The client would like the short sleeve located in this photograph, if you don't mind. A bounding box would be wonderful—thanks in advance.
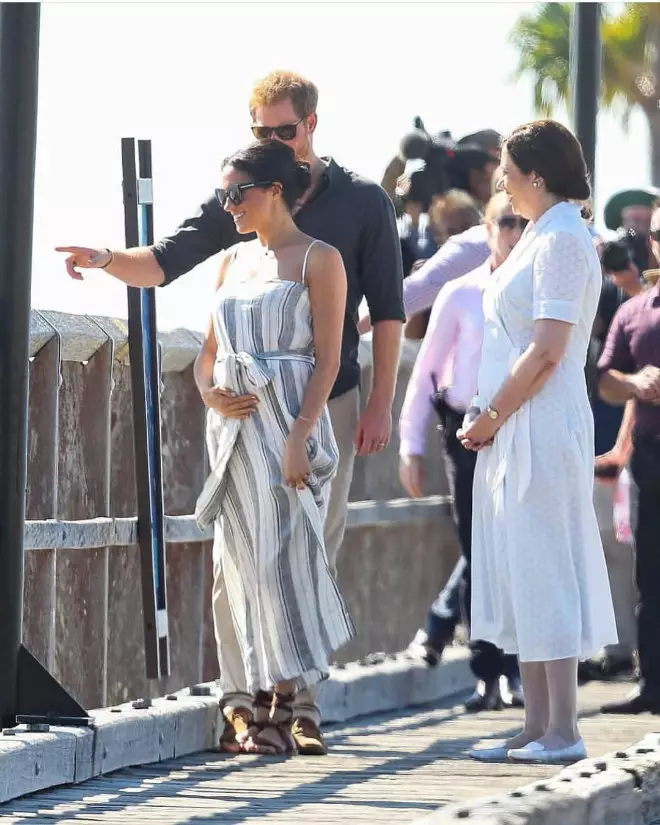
[532,232,591,324]
[597,304,635,375]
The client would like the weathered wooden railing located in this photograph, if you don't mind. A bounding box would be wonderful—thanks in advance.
[23,311,458,710]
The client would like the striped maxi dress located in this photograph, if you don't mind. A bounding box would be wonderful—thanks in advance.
[195,242,355,693]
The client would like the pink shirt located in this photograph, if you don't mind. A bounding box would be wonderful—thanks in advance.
[399,260,493,456]
[402,224,490,316]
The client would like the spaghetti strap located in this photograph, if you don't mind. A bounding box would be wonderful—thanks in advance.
[301,239,320,285]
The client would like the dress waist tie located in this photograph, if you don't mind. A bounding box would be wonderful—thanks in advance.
[195,349,315,529]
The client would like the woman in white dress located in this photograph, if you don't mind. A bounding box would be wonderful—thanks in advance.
[458,120,617,764]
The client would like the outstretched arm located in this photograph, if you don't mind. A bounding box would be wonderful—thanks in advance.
[57,192,239,288]
[56,245,165,287]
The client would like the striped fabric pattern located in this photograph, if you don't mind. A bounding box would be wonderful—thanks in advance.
[198,256,355,693]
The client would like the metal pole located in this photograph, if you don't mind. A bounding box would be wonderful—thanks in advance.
[0,3,41,728]
[570,2,601,190]
[122,139,170,680]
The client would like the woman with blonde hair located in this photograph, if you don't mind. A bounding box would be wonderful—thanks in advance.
[400,191,526,711]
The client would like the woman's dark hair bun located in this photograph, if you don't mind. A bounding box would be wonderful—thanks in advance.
[566,177,591,201]
[223,141,311,211]
[504,120,592,203]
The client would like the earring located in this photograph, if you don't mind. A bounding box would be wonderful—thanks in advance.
[533,179,541,189]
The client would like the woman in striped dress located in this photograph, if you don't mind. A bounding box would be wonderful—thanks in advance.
[194,140,355,755]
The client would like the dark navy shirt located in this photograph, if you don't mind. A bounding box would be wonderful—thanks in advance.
[151,158,405,400]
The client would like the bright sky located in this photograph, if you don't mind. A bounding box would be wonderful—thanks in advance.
[33,1,652,332]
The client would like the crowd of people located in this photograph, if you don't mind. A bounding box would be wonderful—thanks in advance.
[56,68,660,766]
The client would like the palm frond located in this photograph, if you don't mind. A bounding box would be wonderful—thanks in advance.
[510,2,660,128]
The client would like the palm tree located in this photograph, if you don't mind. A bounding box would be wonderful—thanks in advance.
[510,3,660,186]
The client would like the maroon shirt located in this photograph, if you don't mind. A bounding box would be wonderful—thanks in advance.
[598,282,660,437]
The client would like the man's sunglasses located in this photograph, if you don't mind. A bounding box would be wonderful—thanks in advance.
[215,181,274,208]
[251,118,304,141]
[498,216,529,231]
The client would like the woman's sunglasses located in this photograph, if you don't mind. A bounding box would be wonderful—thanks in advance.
[498,216,529,231]
[651,229,660,243]
[250,118,304,141]
[215,181,274,208]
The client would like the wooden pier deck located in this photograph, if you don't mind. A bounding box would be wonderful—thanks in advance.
[0,681,655,824]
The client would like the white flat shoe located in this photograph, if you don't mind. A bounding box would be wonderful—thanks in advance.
[507,738,586,764]
[468,741,510,761]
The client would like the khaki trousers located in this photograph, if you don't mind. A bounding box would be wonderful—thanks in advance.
[218,387,360,725]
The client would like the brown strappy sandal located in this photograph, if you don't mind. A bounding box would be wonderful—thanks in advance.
[241,690,280,755]
[217,705,253,754]
[268,691,297,754]
[242,690,297,755]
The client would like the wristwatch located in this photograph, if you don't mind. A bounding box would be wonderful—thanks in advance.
[486,405,500,421]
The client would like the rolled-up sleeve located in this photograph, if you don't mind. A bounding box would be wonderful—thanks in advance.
[402,225,490,317]
[532,232,591,324]
[358,187,406,324]
[151,193,240,286]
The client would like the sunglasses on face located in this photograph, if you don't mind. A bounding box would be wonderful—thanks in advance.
[215,181,274,208]
[250,118,304,141]
[651,229,660,242]
[498,216,528,231]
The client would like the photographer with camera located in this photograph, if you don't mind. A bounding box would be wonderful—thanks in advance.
[396,166,439,277]
[363,125,500,334]
[388,121,499,212]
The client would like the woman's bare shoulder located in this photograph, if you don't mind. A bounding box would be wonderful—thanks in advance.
[304,238,343,270]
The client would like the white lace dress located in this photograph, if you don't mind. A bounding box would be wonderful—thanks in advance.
[470,202,617,662]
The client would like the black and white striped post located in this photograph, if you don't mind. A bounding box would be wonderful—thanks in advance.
[122,139,170,680]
